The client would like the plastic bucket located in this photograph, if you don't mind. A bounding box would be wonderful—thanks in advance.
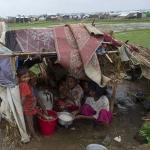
[38,110,58,136]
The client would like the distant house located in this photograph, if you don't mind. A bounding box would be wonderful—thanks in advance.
[137,12,146,18]
[82,14,90,19]
[28,15,39,22]
[99,13,110,19]
[62,15,70,19]
[109,12,120,18]
[46,15,58,21]
[7,17,16,23]
[89,14,99,19]
[127,13,137,19]
[118,11,145,19]
[38,16,46,21]
[118,12,129,18]
[16,16,30,23]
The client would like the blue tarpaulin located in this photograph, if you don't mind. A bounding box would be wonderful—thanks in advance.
[0,45,16,87]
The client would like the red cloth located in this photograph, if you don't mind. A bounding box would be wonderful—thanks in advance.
[19,82,37,116]
[55,99,79,112]
[53,24,101,66]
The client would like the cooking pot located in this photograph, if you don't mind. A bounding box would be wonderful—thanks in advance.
[86,144,108,150]
[37,90,53,110]
[57,112,74,128]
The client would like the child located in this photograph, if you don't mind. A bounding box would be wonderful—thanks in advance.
[76,82,112,125]
[18,68,39,140]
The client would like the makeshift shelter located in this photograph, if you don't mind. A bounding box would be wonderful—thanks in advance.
[0,22,150,142]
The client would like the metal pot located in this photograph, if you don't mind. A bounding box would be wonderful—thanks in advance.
[86,144,108,150]
[37,90,53,110]
[57,112,74,128]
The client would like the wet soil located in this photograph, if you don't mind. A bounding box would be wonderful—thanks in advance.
[96,23,150,32]
[1,79,150,150]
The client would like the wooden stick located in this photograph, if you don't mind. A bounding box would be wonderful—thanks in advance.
[105,54,113,63]
[97,51,118,55]
[0,51,57,56]
[107,51,118,54]
[110,81,117,112]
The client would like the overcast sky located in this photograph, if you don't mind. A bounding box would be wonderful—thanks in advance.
[0,0,150,17]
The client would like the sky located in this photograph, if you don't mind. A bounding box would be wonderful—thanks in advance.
[0,0,150,17]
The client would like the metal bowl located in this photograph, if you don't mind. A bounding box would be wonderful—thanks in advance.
[57,112,74,127]
[86,144,108,150]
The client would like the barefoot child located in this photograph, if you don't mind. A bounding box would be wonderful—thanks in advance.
[18,68,39,140]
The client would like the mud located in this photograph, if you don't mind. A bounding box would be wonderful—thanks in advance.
[96,23,150,32]
[0,79,150,150]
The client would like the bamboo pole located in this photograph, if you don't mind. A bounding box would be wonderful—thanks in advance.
[110,80,117,112]
[0,51,57,56]
[105,54,113,63]
[107,51,118,54]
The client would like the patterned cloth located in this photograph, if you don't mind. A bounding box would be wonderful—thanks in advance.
[54,24,104,85]
[6,29,55,52]
[19,82,37,116]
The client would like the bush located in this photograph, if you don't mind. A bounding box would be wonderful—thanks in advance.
[140,122,150,143]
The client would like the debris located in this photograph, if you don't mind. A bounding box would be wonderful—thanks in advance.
[70,127,76,131]
[102,134,112,146]
[114,136,121,142]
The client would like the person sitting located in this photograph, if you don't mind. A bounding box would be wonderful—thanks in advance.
[56,76,83,112]
[76,82,112,125]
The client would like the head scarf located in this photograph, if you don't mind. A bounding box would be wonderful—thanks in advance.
[88,81,107,98]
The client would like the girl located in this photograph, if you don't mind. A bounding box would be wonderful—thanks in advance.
[76,82,112,125]
[18,68,39,140]
[56,76,83,112]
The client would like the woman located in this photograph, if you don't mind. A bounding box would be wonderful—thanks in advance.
[76,82,112,125]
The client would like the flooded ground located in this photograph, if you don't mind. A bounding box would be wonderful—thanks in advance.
[96,23,150,32]
[1,79,149,150]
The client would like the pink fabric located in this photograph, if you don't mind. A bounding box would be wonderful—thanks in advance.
[80,104,96,116]
[16,29,55,52]
[97,109,112,124]
[81,104,112,124]
[53,24,103,83]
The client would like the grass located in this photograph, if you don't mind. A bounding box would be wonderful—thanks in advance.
[115,29,150,48]
[8,17,150,30]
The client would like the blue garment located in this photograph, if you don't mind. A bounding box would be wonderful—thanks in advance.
[0,57,16,87]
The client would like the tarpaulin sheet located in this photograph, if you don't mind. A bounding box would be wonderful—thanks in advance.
[6,29,55,52]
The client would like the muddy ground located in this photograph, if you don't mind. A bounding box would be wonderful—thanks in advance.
[1,79,150,150]
[96,22,150,32]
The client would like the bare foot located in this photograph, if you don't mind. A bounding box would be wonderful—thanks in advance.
[142,117,150,121]
[33,135,41,142]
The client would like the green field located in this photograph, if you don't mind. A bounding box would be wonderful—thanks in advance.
[115,29,150,48]
[8,18,150,30]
